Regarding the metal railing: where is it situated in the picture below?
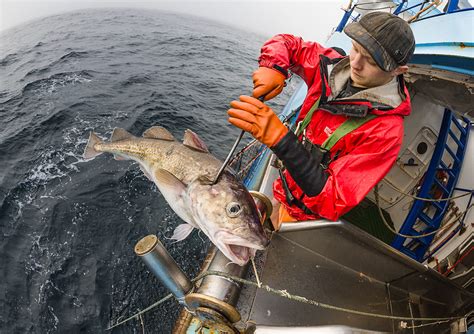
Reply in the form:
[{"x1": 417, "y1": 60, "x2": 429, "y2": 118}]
[{"x1": 335, "y1": 0, "x2": 472, "y2": 31}]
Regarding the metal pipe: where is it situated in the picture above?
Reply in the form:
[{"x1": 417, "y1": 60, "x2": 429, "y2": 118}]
[
  {"x1": 212, "y1": 130, "x2": 245, "y2": 185},
  {"x1": 135, "y1": 235, "x2": 193, "y2": 305},
  {"x1": 446, "y1": 0, "x2": 459, "y2": 12},
  {"x1": 335, "y1": 2, "x2": 355, "y2": 32}
]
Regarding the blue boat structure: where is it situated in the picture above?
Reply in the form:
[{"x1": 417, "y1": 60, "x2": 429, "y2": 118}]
[{"x1": 133, "y1": 1, "x2": 474, "y2": 333}]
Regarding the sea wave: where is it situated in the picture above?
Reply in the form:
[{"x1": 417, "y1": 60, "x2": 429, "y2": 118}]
[
  {"x1": 23, "y1": 51, "x2": 91, "y2": 78},
  {"x1": 0, "y1": 52, "x2": 19, "y2": 66},
  {"x1": 21, "y1": 70, "x2": 94, "y2": 94}
]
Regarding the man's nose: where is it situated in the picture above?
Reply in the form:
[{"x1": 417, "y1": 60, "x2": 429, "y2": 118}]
[{"x1": 351, "y1": 53, "x2": 363, "y2": 70}]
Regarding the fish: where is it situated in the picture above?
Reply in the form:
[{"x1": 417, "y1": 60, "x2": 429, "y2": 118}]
[{"x1": 83, "y1": 125, "x2": 269, "y2": 266}]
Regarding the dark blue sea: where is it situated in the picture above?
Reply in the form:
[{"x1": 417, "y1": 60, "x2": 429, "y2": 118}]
[{"x1": 0, "y1": 8, "x2": 294, "y2": 333}]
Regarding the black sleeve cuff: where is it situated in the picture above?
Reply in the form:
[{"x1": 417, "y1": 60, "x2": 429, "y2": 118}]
[
  {"x1": 272, "y1": 64, "x2": 289, "y2": 78},
  {"x1": 271, "y1": 131, "x2": 329, "y2": 196}
]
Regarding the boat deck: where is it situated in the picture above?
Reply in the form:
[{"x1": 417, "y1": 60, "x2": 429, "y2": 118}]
[{"x1": 236, "y1": 221, "x2": 473, "y2": 333}]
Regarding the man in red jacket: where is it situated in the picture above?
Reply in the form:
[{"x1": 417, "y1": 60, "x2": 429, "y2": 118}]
[{"x1": 227, "y1": 12, "x2": 415, "y2": 228}]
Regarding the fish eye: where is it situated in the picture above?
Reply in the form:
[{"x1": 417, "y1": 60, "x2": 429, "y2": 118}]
[{"x1": 226, "y1": 202, "x2": 242, "y2": 218}]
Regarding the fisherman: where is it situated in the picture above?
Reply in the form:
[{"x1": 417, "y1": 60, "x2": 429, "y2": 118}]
[{"x1": 227, "y1": 12, "x2": 415, "y2": 228}]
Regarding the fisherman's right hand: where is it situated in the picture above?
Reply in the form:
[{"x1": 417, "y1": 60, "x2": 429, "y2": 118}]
[
  {"x1": 252, "y1": 67, "x2": 286, "y2": 101},
  {"x1": 228, "y1": 95, "x2": 288, "y2": 148}
]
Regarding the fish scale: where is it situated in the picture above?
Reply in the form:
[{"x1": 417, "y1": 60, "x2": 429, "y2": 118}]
[{"x1": 97, "y1": 138, "x2": 220, "y2": 184}]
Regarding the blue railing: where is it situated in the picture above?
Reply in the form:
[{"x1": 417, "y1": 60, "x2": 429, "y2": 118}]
[{"x1": 335, "y1": 0, "x2": 471, "y2": 30}]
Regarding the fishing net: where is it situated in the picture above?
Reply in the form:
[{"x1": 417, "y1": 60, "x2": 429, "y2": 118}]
[{"x1": 228, "y1": 139, "x2": 269, "y2": 183}]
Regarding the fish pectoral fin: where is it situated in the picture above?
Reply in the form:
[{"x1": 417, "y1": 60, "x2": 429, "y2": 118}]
[
  {"x1": 154, "y1": 168, "x2": 194, "y2": 224},
  {"x1": 170, "y1": 223, "x2": 195, "y2": 242},
  {"x1": 139, "y1": 165, "x2": 153, "y2": 181},
  {"x1": 143, "y1": 126, "x2": 175, "y2": 141},
  {"x1": 111, "y1": 128, "x2": 135, "y2": 142},
  {"x1": 113, "y1": 154, "x2": 129, "y2": 161},
  {"x1": 83, "y1": 132, "x2": 103, "y2": 160},
  {"x1": 183, "y1": 129, "x2": 209, "y2": 153}
]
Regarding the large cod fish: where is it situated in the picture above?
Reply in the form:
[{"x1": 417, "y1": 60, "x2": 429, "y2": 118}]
[{"x1": 83, "y1": 125, "x2": 269, "y2": 266}]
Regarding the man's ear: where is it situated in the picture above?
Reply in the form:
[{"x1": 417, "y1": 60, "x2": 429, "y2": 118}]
[{"x1": 392, "y1": 65, "x2": 409, "y2": 76}]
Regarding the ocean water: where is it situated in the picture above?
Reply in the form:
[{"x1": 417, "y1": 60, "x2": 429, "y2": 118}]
[{"x1": 0, "y1": 9, "x2": 293, "y2": 333}]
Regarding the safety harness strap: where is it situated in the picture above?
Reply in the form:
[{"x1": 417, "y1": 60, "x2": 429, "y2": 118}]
[
  {"x1": 296, "y1": 97, "x2": 321, "y2": 137},
  {"x1": 321, "y1": 114, "x2": 377, "y2": 151}
]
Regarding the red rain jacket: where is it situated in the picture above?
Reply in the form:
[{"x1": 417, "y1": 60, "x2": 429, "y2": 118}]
[{"x1": 258, "y1": 34, "x2": 411, "y2": 221}]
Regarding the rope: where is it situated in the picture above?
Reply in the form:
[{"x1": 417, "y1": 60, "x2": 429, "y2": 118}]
[
  {"x1": 401, "y1": 319, "x2": 451, "y2": 329},
  {"x1": 107, "y1": 269, "x2": 466, "y2": 330},
  {"x1": 139, "y1": 314, "x2": 145, "y2": 334},
  {"x1": 250, "y1": 257, "x2": 262, "y2": 288},
  {"x1": 374, "y1": 185, "x2": 472, "y2": 239},
  {"x1": 382, "y1": 179, "x2": 472, "y2": 202},
  {"x1": 408, "y1": 0, "x2": 442, "y2": 22},
  {"x1": 107, "y1": 294, "x2": 174, "y2": 330},
  {"x1": 196, "y1": 271, "x2": 465, "y2": 323}
]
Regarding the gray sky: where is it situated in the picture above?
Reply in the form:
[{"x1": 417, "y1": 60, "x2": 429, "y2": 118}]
[{"x1": 0, "y1": 0, "x2": 346, "y2": 41}]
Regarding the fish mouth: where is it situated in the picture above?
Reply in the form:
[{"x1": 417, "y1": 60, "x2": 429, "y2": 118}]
[
  {"x1": 225, "y1": 244, "x2": 256, "y2": 266},
  {"x1": 215, "y1": 232, "x2": 267, "y2": 266}
]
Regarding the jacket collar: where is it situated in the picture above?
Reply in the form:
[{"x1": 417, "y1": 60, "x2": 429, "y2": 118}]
[{"x1": 328, "y1": 57, "x2": 404, "y2": 109}]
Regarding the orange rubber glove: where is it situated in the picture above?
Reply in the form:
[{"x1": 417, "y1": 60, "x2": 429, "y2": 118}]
[
  {"x1": 252, "y1": 67, "x2": 286, "y2": 101},
  {"x1": 228, "y1": 95, "x2": 288, "y2": 148}
]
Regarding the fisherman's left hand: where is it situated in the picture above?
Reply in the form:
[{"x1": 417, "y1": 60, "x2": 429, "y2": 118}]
[{"x1": 228, "y1": 95, "x2": 288, "y2": 148}]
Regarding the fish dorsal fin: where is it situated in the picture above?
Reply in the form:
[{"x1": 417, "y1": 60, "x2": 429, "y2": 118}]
[
  {"x1": 183, "y1": 129, "x2": 209, "y2": 153},
  {"x1": 111, "y1": 128, "x2": 135, "y2": 142},
  {"x1": 143, "y1": 126, "x2": 175, "y2": 141}
]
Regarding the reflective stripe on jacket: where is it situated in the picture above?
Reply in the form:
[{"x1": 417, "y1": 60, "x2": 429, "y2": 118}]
[{"x1": 259, "y1": 34, "x2": 411, "y2": 221}]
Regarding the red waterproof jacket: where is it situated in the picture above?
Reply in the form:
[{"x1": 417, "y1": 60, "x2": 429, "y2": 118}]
[{"x1": 259, "y1": 34, "x2": 411, "y2": 221}]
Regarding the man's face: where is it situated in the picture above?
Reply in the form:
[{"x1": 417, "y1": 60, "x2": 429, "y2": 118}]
[{"x1": 349, "y1": 41, "x2": 394, "y2": 88}]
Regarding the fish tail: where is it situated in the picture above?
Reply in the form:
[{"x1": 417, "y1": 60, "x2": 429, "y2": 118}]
[{"x1": 83, "y1": 132, "x2": 103, "y2": 160}]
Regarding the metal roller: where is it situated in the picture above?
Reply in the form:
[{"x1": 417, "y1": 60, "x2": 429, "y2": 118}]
[{"x1": 135, "y1": 235, "x2": 193, "y2": 305}]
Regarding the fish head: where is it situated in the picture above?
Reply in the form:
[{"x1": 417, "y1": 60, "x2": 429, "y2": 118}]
[{"x1": 188, "y1": 172, "x2": 269, "y2": 266}]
